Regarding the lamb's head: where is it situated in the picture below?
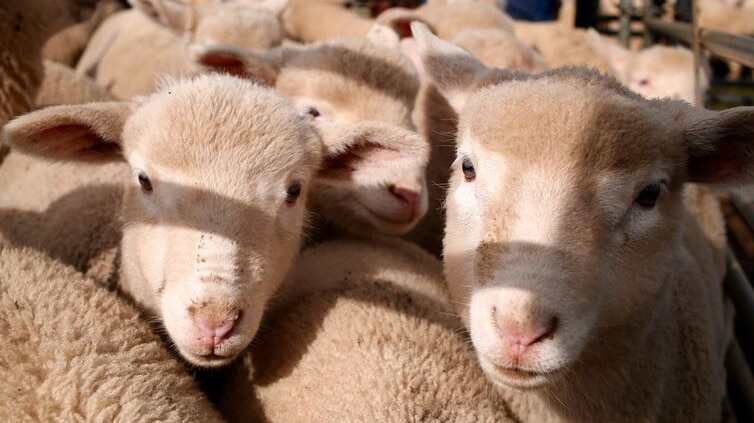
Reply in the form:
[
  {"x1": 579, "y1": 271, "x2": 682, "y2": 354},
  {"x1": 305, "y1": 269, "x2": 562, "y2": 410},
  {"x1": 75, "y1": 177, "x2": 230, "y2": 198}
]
[
  {"x1": 3, "y1": 74, "x2": 322, "y2": 367},
  {"x1": 192, "y1": 26, "x2": 429, "y2": 237},
  {"x1": 130, "y1": 0, "x2": 288, "y2": 51},
  {"x1": 587, "y1": 29, "x2": 708, "y2": 103},
  {"x1": 413, "y1": 22, "x2": 754, "y2": 389}
]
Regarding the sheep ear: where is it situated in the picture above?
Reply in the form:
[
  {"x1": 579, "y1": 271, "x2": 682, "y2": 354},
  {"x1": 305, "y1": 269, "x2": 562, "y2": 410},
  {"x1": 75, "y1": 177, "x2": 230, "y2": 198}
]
[
  {"x1": 586, "y1": 28, "x2": 631, "y2": 77},
  {"x1": 366, "y1": 24, "x2": 401, "y2": 51},
  {"x1": 3, "y1": 102, "x2": 134, "y2": 163},
  {"x1": 376, "y1": 8, "x2": 435, "y2": 38},
  {"x1": 129, "y1": 0, "x2": 194, "y2": 33},
  {"x1": 410, "y1": 21, "x2": 491, "y2": 113},
  {"x1": 258, "y1": 0, "x2": 289, "y2": 16},
  {"x1": 190, "y1": 44, "x2": 282, "y2": 86},
  {"x1": 677, "y1": 105, "x2": 754, "y2": 185}
]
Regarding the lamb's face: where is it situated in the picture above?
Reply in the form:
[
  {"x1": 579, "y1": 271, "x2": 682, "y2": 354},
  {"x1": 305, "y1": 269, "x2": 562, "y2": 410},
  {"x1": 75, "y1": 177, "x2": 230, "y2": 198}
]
[
  {"x1": 276, "y1": 41, "x2": 429, "y2": 235},
  {"x1": 193, "y1": 2, "x2": 285, "y2": 51},
  {"x1": 622, "y1": 46, "x2": 701, "y2": 104},
  {"x1": 119, "y1": 77, "x2": 320, "y2": 367},
  {"x1": 443, "y1": 77, "x2": 688, "y2": 389}
]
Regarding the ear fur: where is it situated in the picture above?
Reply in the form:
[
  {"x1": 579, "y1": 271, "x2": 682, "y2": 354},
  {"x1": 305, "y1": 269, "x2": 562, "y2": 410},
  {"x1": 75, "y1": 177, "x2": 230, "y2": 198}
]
[
  {"x1": 3, "y1": 102, "x2": 134, "y2": 163},
  {"x1": 410, "y1": 21, "x2": 492, "y2": 113}
]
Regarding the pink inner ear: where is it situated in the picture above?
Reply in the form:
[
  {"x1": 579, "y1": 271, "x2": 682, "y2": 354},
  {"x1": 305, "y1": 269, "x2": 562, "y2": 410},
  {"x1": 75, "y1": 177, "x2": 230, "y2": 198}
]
[
  {"x1": 34, "y1": 124, "x2": 121, "y2": 161},
  {"x1": 198, "y1": 53, "x2": 247, "y2": 77},
  {"x1": 319, "y1": 143, "x2": 398, "y2": 180},
  {"x1": 689, "y1": 139, "x2": 753, "y2": 184}
]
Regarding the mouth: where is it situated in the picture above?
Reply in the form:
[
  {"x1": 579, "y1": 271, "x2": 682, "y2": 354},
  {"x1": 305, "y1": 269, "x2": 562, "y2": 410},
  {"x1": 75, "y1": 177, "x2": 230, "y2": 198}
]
[
  {"x1": 481, "y1": 358, "x2": 562, "y2": 390},
  {"x1": 183, "y1": 350, "x2": 240, "y2": 368}
]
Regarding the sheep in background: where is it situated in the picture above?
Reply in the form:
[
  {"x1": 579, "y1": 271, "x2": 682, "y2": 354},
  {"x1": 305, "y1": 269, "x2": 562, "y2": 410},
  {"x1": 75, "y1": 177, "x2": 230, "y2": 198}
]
[
  {"x1": 451, "y1": 29, "x2": 548, "y2": 74},
  {"x1": 0, "y1": 246, "x2": 225, "y2": 422},
  {"x1": 77, "y1": 0, "x2": 288, "y2": 99},
  {"x1": 192, "y1": 26, "x2": 429, "y2": 241},
  {"x1": 36, "y1": 60, "x2": 116, "y2": 107},
  {"x1": 513, "y1": 20, "x2": 612, "y2": 72},
  {"x1": 0, "y1": 0, "x2": 101, "y2": 163},
  {"x1": 413, "y1": 22, "x2": 733, "y2": 422},
  {"x1": 42, "y1": 0, "x2": 124, "y2": 68},
  {"x1": 3, "y1": 74, "x2": 323, "y2": 368},
  {"x1": 217, "y1": 238, "x2": 517, "y2": 423},
  {"x1": 587, "y1": 28, "x2": 708, "y2": 104}
]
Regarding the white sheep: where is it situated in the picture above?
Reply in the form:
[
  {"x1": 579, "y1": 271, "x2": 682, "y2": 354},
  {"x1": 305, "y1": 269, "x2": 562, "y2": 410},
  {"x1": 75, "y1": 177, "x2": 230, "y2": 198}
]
[
  {"x1": 587, "y1": 28, "x2": 708, "y2": 104},
  {"x1": 76, "y1": 0, "x2": 288, "y2": 99},
  {"x1": 2, "y1": 74, "x2": 323, "y2": 368},
  {"x1": 192, "y1": 26, "x2": 429, "y2": 240},
  {"x1": 413, "y1": 22, "x2": 734, "y2": 422},
  {"x1": 0, "y1": 246, "x2": 224, "y2": 422},
  {"x1": 216, "y1": 237, "x2": 518, "y2": 422},
  {"x1": 36, "y1": 60, "x2": 116, "y2": 108}
]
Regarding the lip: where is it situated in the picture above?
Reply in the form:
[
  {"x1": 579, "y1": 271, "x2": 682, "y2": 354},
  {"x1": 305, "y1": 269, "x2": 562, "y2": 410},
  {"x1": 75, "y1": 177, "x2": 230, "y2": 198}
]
[
  {"x1": 184, "y1": 350, "x2": 239, "y2": 368},
  {"x1": 481, "y1": 359, "x2": 562, "y2": 390}
]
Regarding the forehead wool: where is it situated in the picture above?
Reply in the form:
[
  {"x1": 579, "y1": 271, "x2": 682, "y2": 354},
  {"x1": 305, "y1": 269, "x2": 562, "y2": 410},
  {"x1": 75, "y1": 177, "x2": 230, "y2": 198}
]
[
  {"x1": 460, "y1": 69, "x2": 687, "y2": 176},
  {"x1": 125, "y1": 75, "x2": 319, "y2": 177}
]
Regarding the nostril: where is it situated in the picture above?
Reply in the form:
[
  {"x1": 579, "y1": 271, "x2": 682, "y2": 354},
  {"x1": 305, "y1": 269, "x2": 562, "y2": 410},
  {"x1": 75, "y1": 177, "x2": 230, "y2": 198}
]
[
  {"x1": 493, "y1": 306, "x2": 558, "y2": 353},
  {"x1": 388, "y1": 184, "x2": 419, "y2": 209},
  {"x1": 191, "y1": 310, "x2": 240, "y2": 346}
]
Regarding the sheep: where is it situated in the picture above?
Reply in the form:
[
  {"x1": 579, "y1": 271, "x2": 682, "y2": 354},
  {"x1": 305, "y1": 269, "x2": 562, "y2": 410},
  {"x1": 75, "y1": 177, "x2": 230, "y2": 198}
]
[
  {"x1": 413, "y1": 22, "x2": 734, "y2": 422},
  {"x1": 587, "y1": 28, "x2": 708, "y2": 104},
  {"x1": 42, "y1": 0, "x2": 124, "y2": 67},
  {"x1": 36, "y1": 60, "x2": 116, "y2": 108},
  {"x1": 0, "y1": 245, "x2": 225, "y2": 422},
  {"x1": 2, "y1": 74, "x2": 323, "y2": 368},
  {"x1": 281, "y1": 0, "x2": 375, "y2": 42},
  {"x1": 377, "y1": 0, "x2": 515, "y2": 41},
  {"x1": 451, "y1": 29, "x2": 549, "y2": 74},
  {"x1": 0, "y1": 0, "x2": 100, "y2": 163},
  {"x1": 76, "y1": 0, "x2": 288, "y2": 99},
  {"x1": 192, "y1": 26, "x2": 429, "y2": 241},
  {"x1": 216, "y1": 237, "x2": 517, "y2": 423},
  {"x1": 512, "y1": 20, "x2": 612, "y2": 73}
]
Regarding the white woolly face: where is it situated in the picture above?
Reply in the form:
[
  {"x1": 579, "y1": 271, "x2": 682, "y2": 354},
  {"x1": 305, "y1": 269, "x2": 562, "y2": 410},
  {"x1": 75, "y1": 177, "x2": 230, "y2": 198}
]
[
  {"x1": 118, "y1": 81, "x2": 320, "y2": 368},
  {"x1": 443, "y1": 88, "x2": 686, "y2": 390},
  {"x1": 621, "y1": 47, "x2": 702, "y2": 104},
  {"x1": 277, "y1": 65, "x2": 429, "y2": 236}
]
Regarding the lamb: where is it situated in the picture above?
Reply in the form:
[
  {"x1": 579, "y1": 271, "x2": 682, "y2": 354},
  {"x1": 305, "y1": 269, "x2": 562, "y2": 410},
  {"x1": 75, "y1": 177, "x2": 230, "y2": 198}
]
[
  {"x1": 216, "y1": 237, "x2": 517, "y2": 422},
  {"x1": 512, "y1": 20, "x2": 612, "y2": 73},
  {"x1": 76, "y1": 0, "x2": 288, "y2": 99},
  {"x1": 413, "y1": 22, "x2": 734, "y2": 422},
  {"x1": 192, "y1": 27, "x2": 429, "y2": 240},
  {"x1": 0, "y1": 246, "x2": 224, "y2": 422},
  {"x1": 451, "y1": 29, "x2": 549, "y2": 74},
  {"x1": 42, "y1": 0, "x2": 124, "y2": 67},
  {"x1": 377, "y1": 0, "x2": 515, "y2": 41},
  {"x1": 281, "y1": 0, "x2": 375, "y2": 42},
  {"x1": 587, "y1": 28, "x2": 707, "y2": 104},
  {"x1": 0, "y1": 0, "x2": 100, "y2": 162},
  {"x1": 2, "y1": 74, "x2": 323, "y2": 368},
  {"x1": 36, "y1": 60, "x2": 116, "y2": 108}
]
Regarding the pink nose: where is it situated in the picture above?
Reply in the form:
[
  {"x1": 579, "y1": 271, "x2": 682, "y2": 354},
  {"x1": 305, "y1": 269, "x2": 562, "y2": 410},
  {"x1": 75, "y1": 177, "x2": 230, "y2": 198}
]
[
  {"x1": 493, "y1": 308, "x2": 557, "y2": 359},
  {"x1": 192, "y1": 311, "x2": 240, "y2": 348},
  {"x1": 389, "y1": 184, "x2": 420, "y2": 213}
]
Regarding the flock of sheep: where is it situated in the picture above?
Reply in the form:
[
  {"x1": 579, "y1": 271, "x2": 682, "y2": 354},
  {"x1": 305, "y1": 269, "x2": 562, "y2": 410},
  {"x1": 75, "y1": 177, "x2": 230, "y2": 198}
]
[{"x1": 0, "y1": 0, "x2": 751, "y2": 421}]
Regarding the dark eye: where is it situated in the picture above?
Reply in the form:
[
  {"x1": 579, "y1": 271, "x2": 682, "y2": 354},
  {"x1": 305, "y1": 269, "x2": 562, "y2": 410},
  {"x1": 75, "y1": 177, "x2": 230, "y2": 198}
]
[
  {"x1": 286, "y1": 181, "x2": 302, "y2": 205},
  {"x1": 138, "y1": 172, "x2": 153, "y2": 193},
  {"x1": 461, "y1": 157, "x2": 476, "y2": 181},
  {"x1": 306, "y1": 107, "x2": 320, "y2": 118},
  {"x1": 637, "y1": 78, "x2": 650, "y2": 87},
  {"x1": 634, "y1": 183, "x2": 661, "y2": 208}
]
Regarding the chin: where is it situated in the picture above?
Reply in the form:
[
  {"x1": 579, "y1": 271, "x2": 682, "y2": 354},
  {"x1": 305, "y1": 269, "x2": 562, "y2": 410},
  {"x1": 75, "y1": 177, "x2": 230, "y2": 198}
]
[
  {"x1": 178, "y1": 347, "x2": 242, "y2": 368},
  {"x1": 478, "y1": 355, "x2": 568, "y2": 391}
]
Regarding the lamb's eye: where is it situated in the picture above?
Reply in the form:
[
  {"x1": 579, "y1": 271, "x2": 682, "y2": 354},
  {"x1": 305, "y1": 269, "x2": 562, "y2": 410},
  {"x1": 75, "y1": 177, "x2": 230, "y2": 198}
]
[
  {"x1": 138, "y1": 172, "x2": 153, "y2": 193},
  {"x1": 306, "y1": 107, "x2": 320, "y2": 118},
  {"x1": 286, "y1": 181, "x2": 302, "y2": 205},
  {"x1": 637, "y1": 78, "x2": 650, "y2": 87},
  {"x1": 635, "y1": 183, "x2": 661, "y2": 208},
  {"x1": 461, "y1": 157, "x2": 476, "y2": 181}
]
